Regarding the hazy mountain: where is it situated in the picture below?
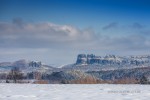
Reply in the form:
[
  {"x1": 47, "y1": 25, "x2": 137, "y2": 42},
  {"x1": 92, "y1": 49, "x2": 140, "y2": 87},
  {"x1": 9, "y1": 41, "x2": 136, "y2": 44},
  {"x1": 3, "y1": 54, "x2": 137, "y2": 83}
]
[{"x1": 0, "y1": 59, "x2": 55, "y2": 73}]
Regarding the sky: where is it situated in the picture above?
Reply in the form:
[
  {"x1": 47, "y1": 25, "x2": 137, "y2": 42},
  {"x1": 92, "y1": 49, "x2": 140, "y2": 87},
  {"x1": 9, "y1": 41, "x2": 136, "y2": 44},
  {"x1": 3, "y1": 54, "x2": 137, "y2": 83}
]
[{"x1": 0, "y1": 0, "x2": 150, "y2": 66}]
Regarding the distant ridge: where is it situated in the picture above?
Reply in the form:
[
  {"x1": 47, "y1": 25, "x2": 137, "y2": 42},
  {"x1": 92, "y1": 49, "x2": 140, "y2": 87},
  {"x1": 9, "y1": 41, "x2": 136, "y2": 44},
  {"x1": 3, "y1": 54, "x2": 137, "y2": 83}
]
[{"x1": 75, "y1": 54, "x2": 150, "y2": 67}]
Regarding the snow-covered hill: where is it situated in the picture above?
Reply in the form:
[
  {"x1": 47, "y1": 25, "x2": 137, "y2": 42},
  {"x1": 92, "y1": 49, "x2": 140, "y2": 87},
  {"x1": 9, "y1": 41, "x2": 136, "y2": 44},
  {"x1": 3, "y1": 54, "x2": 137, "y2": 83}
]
[
  {"x1": 75, "y1": 54, "x2": 150, "y2": 67},
  {"x1": 0, "y1": 59, "x2": 54, "y2": 73}
]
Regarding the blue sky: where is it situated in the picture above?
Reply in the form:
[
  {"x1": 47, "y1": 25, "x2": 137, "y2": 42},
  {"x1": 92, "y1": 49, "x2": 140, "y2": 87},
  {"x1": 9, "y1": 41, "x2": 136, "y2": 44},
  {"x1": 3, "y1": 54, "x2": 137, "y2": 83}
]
[
  {"x1": 1, "y1": 0, "x2": 150, "y2": 28},
  {"x1": 0, "y1": 0, "x2": 150, "y2": 66}
]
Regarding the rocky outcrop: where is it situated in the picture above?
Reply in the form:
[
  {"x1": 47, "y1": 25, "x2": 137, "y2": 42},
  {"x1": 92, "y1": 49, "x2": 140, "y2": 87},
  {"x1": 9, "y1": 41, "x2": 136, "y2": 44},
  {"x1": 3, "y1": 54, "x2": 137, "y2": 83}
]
[
  {"x1": 76, "y1": 54, "x2": 150, "y2": 67},
  {"x1": 0, "y1": 59, "x2": 53, "y2": 73}
]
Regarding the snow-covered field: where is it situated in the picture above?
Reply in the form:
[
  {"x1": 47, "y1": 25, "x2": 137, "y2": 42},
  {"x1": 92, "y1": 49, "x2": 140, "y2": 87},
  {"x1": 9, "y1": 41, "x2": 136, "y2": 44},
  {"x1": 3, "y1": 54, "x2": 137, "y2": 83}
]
[{"x1": 0, "y1": 84, "x2": 150, "y2": 100}]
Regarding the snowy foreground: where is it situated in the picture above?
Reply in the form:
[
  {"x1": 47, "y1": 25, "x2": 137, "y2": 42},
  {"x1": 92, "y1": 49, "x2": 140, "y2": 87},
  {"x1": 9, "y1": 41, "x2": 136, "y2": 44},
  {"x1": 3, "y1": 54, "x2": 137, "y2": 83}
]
[{"x1": 0, "y1": 84, "x2": 150, "y2": 100}]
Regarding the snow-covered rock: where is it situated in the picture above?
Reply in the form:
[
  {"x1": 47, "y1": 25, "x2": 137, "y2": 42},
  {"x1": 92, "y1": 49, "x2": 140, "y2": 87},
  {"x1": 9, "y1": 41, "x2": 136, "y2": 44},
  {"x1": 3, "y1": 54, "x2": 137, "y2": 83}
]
[
  {"x1": 0, "y1": 59, "x2": 54, "y2": 73},
  {"x1": 75, "y1": 54, "x2": 150, "y2": 67}
]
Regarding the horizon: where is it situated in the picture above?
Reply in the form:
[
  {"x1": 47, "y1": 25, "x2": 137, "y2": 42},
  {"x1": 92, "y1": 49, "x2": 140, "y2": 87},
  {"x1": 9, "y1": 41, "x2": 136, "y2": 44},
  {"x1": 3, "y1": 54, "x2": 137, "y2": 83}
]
[
  {"x1": 0, "y1": 0, "x2": 150, "y2": 66},
  {"x1": 1, "y1": 53, "x2": 150, "y2": 67}
]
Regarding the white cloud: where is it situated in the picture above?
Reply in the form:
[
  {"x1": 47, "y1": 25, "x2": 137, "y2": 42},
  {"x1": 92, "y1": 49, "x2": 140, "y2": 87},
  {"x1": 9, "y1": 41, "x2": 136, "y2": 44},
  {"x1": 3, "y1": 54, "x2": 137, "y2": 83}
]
[
  {"x1": 0, "y1": 19, "x2": 96, "y2": 49},
  {"x1": 1, "y1": 19, "x2": 150, "y2": 65},
  {"x1": 0, "y1": 19, "x2": 150, "y2": 55}
]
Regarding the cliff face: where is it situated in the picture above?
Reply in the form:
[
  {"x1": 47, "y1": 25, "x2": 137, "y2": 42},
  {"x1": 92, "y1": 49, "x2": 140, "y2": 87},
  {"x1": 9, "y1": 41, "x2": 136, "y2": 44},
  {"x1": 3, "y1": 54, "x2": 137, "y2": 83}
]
[
  {"x1": 76, "y1": 54, "x2": 150, "y2": 67},
  {"x1": 76, "y1": 54, "x2": 87, "y2": 64}
]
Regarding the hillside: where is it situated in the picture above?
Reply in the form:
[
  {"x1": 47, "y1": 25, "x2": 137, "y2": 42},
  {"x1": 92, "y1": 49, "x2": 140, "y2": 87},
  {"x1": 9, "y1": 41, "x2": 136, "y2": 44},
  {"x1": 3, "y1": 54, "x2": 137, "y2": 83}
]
[{"x1": 0, "y1": 54, "x2": 150, "y2": 84}]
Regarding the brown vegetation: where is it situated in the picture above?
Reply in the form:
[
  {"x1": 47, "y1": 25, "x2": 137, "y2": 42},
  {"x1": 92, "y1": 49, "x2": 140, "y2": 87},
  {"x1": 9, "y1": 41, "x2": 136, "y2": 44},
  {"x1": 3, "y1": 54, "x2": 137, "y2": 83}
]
[
  {"x1": 69, "y1": 76, "x2": 111, "y2": 84},
  {"x1": 33, "y1": 80, "x2": 49, "y2": 84},
  {"x1": 113, "y1": 78, "x2": 139, "y2": 84}
]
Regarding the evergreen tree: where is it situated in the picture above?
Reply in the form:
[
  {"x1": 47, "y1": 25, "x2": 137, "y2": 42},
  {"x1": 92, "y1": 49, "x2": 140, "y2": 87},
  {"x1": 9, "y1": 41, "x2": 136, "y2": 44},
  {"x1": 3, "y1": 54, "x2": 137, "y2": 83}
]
[{"x1": 140, "y1": 75, "x2": 150, "y2": 84}]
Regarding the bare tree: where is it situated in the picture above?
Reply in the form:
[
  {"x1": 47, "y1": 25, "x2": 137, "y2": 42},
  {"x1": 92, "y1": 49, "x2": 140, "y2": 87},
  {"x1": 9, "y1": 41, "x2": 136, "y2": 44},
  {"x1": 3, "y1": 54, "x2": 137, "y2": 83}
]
[{"x1": 7, "y1": 67, "x2": 23, "y2": 83}]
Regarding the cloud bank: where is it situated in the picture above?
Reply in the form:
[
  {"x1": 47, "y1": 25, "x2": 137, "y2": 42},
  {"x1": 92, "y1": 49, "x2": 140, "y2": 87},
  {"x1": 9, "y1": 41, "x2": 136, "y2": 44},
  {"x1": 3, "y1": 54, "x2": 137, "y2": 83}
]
[
  {"x1": 0, "y1": 18, "x2": 96, "y2": 49},
  {"x1": 0, "y1": 19, "x2": 150, "y2": 65},
  {"x1": 0, "y1": 19, "x2": 150, "y2": 51}
]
